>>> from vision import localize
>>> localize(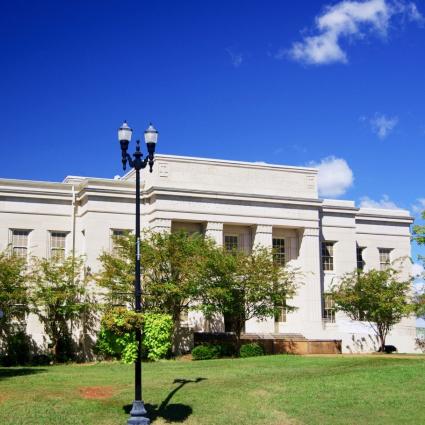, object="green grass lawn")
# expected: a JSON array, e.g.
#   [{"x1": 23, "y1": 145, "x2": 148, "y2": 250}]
[{"x1": 0, "y1": 355, "x2": 424, "y2": 425}]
